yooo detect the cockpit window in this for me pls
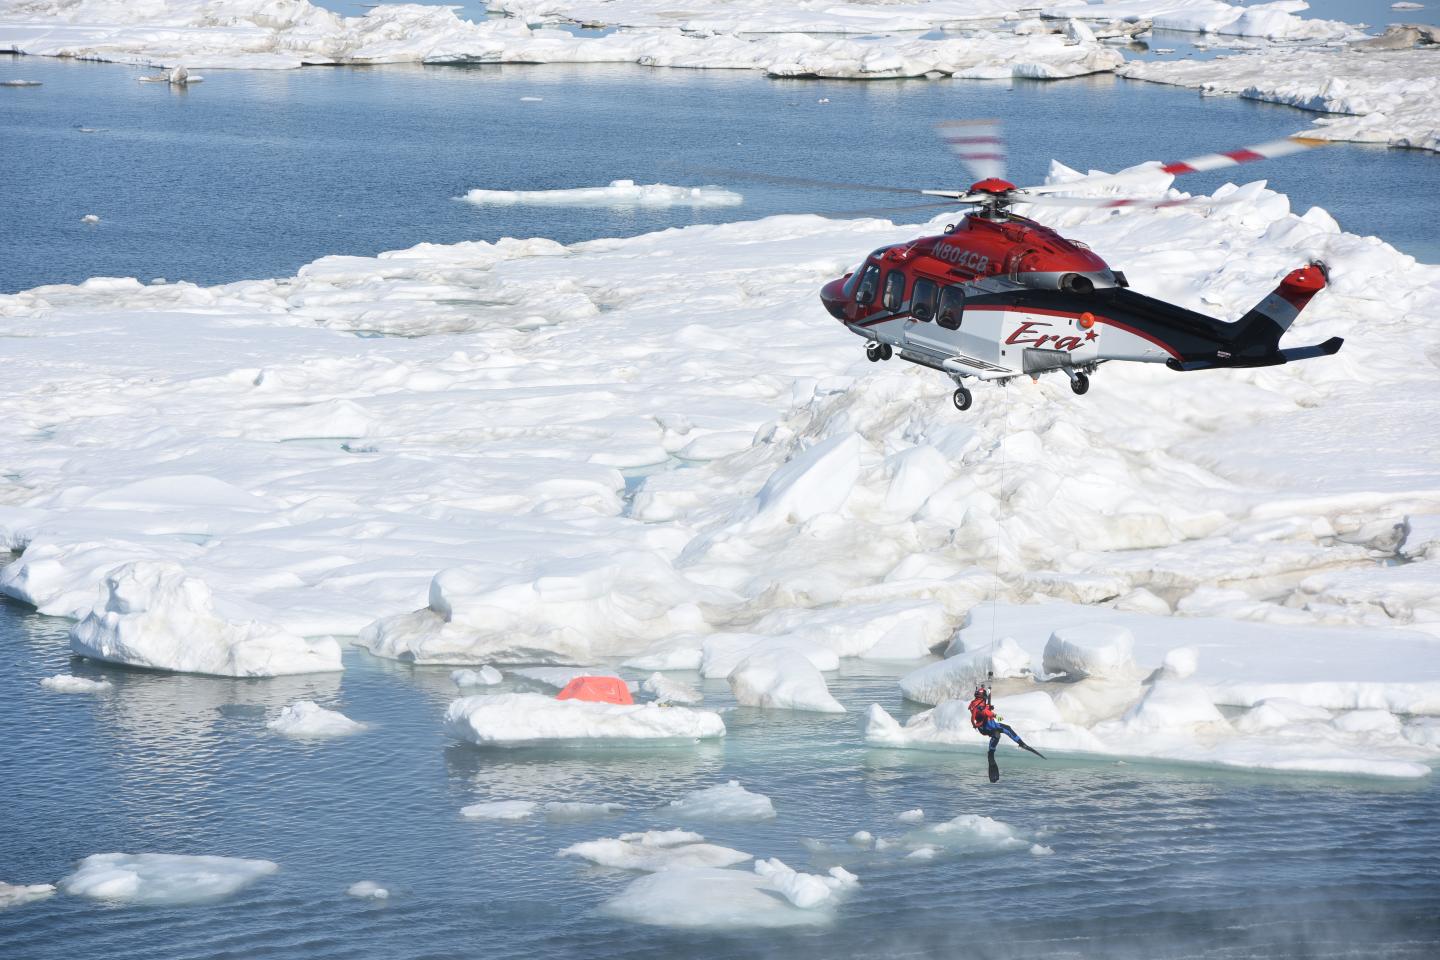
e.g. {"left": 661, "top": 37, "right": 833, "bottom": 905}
{"left": 881, "top": 270, "right": 905, "bottom": 311}
{"left": 840, "top": 260, "right": 868, "bottom": 298}
{"left": 853, "top": 264, "right": 882, "bottom": 306}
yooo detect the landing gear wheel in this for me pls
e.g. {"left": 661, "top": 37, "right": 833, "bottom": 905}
{"left": 952, "top": 386, "right": 973, "bottom": 411}
{"left": 880, "top": 343, "right": 893, "bottom": 361}
{"left": 1070, "top": 372, "right": 1090, "bottom": 396}
{"left": 866, "top": 342, "right": 880, "bottom": 363}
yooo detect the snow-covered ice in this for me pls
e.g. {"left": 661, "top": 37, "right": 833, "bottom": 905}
{"left": 65, "top": 561, "right": 342, "bottom": 677}
{"left": 445, "top": 693, "right": 726, "bottom": 745}
{"left": 266, "top": 700, "right": 365, "bottom": 738}
{"left": 560, "top": 829, "right": 751, "bottom": 871}
{"left": 59, "top": 853, "right": 278, "bottom": 904}
{"left": 463, "top": 181, "right": 742, "bottom": 209}
{"left": 460, "top": 800, "right": 539, "bottom": 820}
{"left": 728, "top": 648, "right": 845, "bottom": 713}
{"left": 1043, "top": 1, "right": 1360, "bottom": 40}
{"left": 665, "top": 781, "right": 776, "bottom": 821}
{"left": 39, "top": 673, "right": 112, "bottom": 693}
{"left": 0, "top": 0, "right": 1125, "bottom": 78}
{"left": 1123, "top": 47, "right": 1440, "bottom": 153}
{"left": 3, "top": 153, "right": 1439, "bottom": 778}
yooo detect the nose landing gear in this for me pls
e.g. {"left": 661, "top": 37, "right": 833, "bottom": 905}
{"left": 865, "top": 341, "right": 893, "bottom": 363}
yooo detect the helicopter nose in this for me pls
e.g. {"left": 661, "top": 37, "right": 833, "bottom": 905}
{"left": 820, "top": 277, "right": 849, "bottom": 320}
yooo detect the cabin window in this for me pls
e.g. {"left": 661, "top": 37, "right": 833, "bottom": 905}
{"left": 854, "top": 264, "right": 882, "bottom": 306}
{"left": 911, "top": 277, "right": 938, "bottom": 321}
{"left": 937, "top": 285, "right": 965, "bottom": 330}
{"left": 881, "top": 270, "right": 905, "bottom": 311}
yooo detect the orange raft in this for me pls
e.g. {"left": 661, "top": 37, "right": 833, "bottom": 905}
{"left": 555, "top": 675, "right": 633, "bottom": 706}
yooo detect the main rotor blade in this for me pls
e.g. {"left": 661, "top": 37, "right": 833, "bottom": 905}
{"left": 936, "top": 118, "right": 1006, "bottom": 183}
{"left": 686, "top": 167, "right": 924, "bottom": 197}
{"left": 1009, "top": 190, "right": 1249, "bottom": 210}
{"left": 1021, "top": 134, "right": 1327, "bottom": 195}
{"left": 819, "top": 200, "right": 965, "bottom": 221}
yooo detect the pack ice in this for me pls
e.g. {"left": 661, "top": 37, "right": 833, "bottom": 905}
{"left": 2, "top": 156, "right": 1438, "bottom": 776}
{"left": 0, "top": 0, "right": 1123, "bottom": 78}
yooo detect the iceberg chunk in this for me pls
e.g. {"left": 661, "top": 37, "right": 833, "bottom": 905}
{"left": 60, "top": 853, "right": 278, "bottom": 905}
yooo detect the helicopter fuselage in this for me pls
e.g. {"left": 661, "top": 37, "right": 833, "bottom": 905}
{"left": 820, "top": 210, "right": 1339, "bottom": 409}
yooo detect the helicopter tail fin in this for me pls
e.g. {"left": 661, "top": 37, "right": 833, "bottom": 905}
{"left": 1233, "top": 261, "right": 1328, "bottom": 349}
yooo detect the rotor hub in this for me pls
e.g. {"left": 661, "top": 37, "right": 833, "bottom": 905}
{"left": 969, "top": 177, "right": 1017, "bottom": 194}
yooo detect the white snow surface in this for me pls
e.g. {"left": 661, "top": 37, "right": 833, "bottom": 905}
{"left": 0, "top": 0, "right": 1124, "bottom": 78}
{"left": 641, "top": 671, "right": 702, "bottom": 704}
{"left": 463, "top": 181, "right": 742, "bottom": 209}
{"left": 266, "top": 699, "right": 365, "bottom": 738}
{"left": 59, "top": 853, "right": 278, "bottom": 904}
{"left": 560, "top": 829, "right": 751, "bottom": 871}
{"left": 39, "top": 673, "right": 112, "bottom": 693}
{"left": 445, "top": 693, "right": 725, "bottom": 745}
{"left": 1043, "top": 1, "right": 1360, "bottom": 39}
{"left": 0, "top": 881, "right": 55, "bottom": 909}
{"left": 666, "top": 780, "right": 776, "bottom": 821}
{"left": 1123, "top": 47, "right": 1440, "bottom": 153}
{"left": 3, "top": 165, "right": 1440, "bottom": 775}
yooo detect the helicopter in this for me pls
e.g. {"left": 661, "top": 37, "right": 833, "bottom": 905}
{"left": 819, "top": 120, "right": 1344, "bottom": 411}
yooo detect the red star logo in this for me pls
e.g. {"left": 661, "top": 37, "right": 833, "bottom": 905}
{"left": 1085, "top": 329, "right": 1099, "bottom": 341}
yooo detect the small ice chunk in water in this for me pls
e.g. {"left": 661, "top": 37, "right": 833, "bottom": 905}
{"left": 81, "top": 214, "right": 100, "bottom": 224}
{"left": 848, "top": 830, "right": 874, "bottom": 848}
{"left": 461, "top": 800, "right": 538, "bottom": 820}
{"left": 544, "top": 801, "right": 625, "bottom": 819}
{"left": 39, "top": 674, "right": 112, "bottom": 694}
{"left": 641, "top": 672, "right": 702, "bottom": 704}
{"left": 666, "top": 780, "right": 776, "bottom": 821}
{"left": 601, "top": 860, "right": 857, "bottom": 928}
{"left": 60, "top": 853, "right": 278, "bottom": 904}
{"left": 905, "top": 846, "right": 939, "bottom": 861}
{"left": 897, "top": 808, "right": 925, "bottom": 824}
{"left": 452, "top": 666, "right": 503, "bottom": 687}
{"left": 752, "top": 858, "right": 858, "bottom": 909}
{"left": 728, "top": 649, "right": 845, "bottom": 713}
{"left": 267, "top": 701, "right": 365, "bottom": 738}
{"left": 0, "top": 881, "right": 56, "bottom": 909}
{"left": 560, "top": 830, "right": 751, "bottom": 871}
{"left": 347, "top": 880, "right": 389, "bottom": 899}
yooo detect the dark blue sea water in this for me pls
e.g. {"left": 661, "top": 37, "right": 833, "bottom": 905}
{"left": 2, "top": 597, "right": 1438, "bottom": 960}
{"left": 2, "top": 52, "right": 1437, "bottom": 295}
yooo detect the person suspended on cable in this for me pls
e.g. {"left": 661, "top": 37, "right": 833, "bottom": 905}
{"left": 968, "top": 683, "right": 1044, "bottom": 759}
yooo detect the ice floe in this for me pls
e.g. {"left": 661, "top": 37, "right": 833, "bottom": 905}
{"left": 39, "top": 673, "right": 112, "bottom": 693}
{"left": 1044, "top": 1, "right": 1360, "bottom": 40}
{"left": 66, "top": 561, "right": 342, "bottom": 677}
{"left": 460, "top": 800, "right": 538, "bottom": 820}
{"left": 665, "top": 780, "right": 776, "bottom": 821}
{"left": 1122, "top": 47, "right": 1440, "bottom": 153}
{"left": 266, "top": 700, "right": 365, "bottom": 738}
{"left": 640, "top": 671, "right": 702, "bottom": 704}
{"left": 560, "top": 829, "right": 751, "bottom": 871}
{"left": 462, "top": 181, "right": 742, "bottom": 209}
{"left": 728, "top": 648, "right": 845, "bottom": 713}
{"left": 0, "top": 0, "right": 1125, "bottom": 78}
{"left": 346, "top": 880, "right": 389, "bottom": 899}
{"left": 0, "top": 881, "right": 55, "bottom": 909}
{"left": 445, "top": 693, "right": 726, "bottom": 746}
{"left": 452, "top": 665, "right": 503, "bottom": 687}
{"left": 600, "top": 859, "right": 856, "bottom": 928}
{"left": 544, "top": 800, "right": 626, "bottom": 819}
{"left": 59, "top": 853, "right": 278, "bottom": 905}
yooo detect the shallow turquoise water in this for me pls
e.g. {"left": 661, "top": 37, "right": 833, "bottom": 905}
{"left": 2, "top": 597, "right": 1437, "bottom": 959}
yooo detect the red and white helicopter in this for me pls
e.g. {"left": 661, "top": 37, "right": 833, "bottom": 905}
{"left": 819, "top": 121, "right": 1343, "bottom": 410}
